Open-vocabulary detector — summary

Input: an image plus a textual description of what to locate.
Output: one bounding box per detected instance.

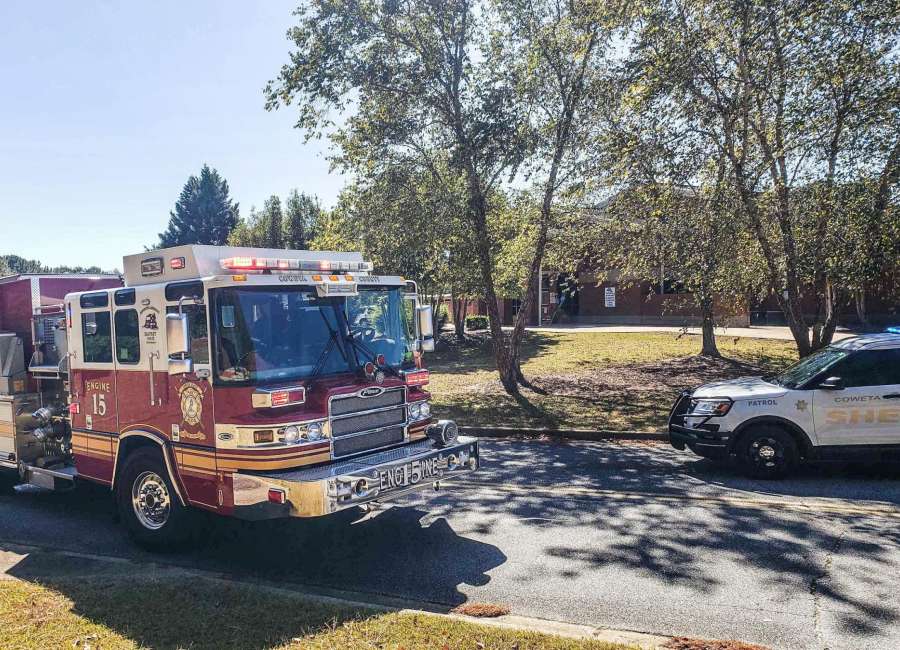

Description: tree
[267,0,620,397]
[229,191,323,250]
[156,165,239,248]
[312,155,481,338]
[0,255,43,274]
[634,0,900,356]
[283,190,321,249]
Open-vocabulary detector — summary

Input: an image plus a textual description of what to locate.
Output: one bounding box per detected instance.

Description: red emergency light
[403,369,430,387]
[221,257,374,273]
[251,386,306,409]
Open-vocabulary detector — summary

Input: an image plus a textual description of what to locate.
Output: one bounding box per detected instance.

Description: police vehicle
[669,333,900,478]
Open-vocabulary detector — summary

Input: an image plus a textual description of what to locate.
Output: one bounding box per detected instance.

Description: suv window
[115,310,141,364]
[82,312,112,363]
[829,350,900,388]
[166,305,210,364]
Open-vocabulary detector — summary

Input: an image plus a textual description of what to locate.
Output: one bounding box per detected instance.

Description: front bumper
[232,436,479,519]
[668,392,730,459]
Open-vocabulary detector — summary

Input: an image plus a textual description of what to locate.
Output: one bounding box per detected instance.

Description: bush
[465,314,489,330]
[437,303,450,330]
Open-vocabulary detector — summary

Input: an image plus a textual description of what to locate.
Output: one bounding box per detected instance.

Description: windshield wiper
[344,332,402,378]
[309,309,351,381]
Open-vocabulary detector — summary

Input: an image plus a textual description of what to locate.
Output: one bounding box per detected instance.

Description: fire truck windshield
[212,285,416,384]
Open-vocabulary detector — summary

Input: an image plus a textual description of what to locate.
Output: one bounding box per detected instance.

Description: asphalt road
[2,439,900,650]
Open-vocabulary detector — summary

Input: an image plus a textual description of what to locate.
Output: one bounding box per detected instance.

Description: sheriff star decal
[796,399,808,412]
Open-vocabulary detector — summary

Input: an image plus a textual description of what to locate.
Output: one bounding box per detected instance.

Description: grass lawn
[0,576,631,650]
[428,332,797,432]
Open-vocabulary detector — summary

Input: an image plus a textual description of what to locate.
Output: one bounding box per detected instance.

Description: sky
[0,1,344,272]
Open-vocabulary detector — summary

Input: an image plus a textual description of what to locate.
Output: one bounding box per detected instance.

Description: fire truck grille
[332,407,406,437]
[332,426,405,458]
[329,388,408,457]
[330,389,404,416]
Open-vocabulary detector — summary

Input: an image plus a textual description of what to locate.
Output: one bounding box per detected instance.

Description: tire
[0,469,18,495]
[116,448,194,551]
[739,425,798,479]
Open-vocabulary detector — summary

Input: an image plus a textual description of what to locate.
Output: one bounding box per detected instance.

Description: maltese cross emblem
[796,400,808,412]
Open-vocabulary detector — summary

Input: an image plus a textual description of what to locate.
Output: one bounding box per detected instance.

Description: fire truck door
[72,297,118,481]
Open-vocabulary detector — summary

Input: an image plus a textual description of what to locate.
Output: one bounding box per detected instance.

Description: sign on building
[604,286,616,308]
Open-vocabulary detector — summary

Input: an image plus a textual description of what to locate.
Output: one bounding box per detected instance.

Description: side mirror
[83,315,99,336]
[166,313,192,375]
[818,376,844,391]
[168,357,193,376]
[417,305,435,352]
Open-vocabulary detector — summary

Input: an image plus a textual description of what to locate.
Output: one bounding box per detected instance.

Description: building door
[812,349,900,446]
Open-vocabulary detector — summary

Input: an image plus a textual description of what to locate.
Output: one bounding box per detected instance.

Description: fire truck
[0,246,479,549]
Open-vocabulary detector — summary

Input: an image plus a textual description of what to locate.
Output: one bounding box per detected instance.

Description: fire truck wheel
[739,425,798,480]
[0,470,18,495]
[117,448,193,551]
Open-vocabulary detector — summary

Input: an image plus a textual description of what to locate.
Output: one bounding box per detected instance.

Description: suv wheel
[739,425,798,479]
[117,448,194,551]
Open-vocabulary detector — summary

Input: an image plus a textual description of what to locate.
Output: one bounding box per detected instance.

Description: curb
[0,541,672,649]
[405,609,670,649]
[459,426,669,442]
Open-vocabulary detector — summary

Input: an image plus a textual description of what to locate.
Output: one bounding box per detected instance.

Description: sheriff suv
[669,333,900,478]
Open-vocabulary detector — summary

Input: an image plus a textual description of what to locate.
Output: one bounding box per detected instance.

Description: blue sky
[0,1,344,272]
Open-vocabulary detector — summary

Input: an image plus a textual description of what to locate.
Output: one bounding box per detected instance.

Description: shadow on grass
[429,332,563,376]
[2,560,372,649]
[0,494,507,649]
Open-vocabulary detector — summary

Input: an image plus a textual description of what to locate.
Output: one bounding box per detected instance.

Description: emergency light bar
[221,257,374,273]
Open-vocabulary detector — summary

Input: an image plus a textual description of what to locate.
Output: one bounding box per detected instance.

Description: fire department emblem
[179,383,204,426]
[796,400,808,412]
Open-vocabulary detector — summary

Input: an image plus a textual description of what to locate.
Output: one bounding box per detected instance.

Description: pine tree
[283,190,322,250]
[156,165,239,248]
[263,195,283,249]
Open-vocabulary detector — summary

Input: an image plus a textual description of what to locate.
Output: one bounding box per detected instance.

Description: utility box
[0,333,26,395]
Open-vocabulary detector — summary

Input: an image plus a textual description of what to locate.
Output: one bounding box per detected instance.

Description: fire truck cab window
[165,304,209,364]
[114,310,140,364]
[82,311,113,363]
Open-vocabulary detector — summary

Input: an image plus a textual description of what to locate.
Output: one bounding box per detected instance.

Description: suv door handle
[884,393,900,399]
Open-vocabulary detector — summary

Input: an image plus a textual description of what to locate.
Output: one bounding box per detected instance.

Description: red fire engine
[0,246,479,549]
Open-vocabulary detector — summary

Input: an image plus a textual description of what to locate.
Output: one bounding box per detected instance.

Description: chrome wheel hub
[758,445,776,460]
[132,471,171,530]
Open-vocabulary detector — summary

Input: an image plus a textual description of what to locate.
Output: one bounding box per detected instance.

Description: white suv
[669,333,900,478]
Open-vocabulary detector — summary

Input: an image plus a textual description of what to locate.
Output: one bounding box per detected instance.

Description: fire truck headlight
[419,402,431,419]
[409,402,421,420]
[283,426,301,444]
[306,421,323,441]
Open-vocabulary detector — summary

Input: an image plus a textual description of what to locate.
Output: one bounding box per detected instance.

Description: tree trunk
[451,294,468,341]
[855,290,869,327]
[699,294,720,357]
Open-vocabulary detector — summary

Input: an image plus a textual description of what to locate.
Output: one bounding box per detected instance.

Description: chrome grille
[329,387,408,457]
[330,388,404,416]
[332,426,405,457]
[332,407,406,437]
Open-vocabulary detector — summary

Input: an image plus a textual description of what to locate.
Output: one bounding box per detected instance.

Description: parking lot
[2,438,900,650]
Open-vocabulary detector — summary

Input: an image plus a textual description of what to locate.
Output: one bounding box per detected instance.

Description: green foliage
[0,255,115,276]
[465,315,489,330]
[157,165,239,248]
[229,191,323,250]
[0,255,43,274]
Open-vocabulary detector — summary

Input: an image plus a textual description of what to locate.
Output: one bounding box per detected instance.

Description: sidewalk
[521,324,859,341]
